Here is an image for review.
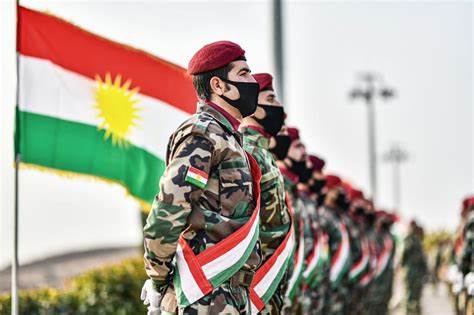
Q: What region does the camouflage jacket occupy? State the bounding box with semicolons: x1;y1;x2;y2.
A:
318;205;352;285
460;211;474;274
346;214;363;280
143;101;262;291
296;190;317;260
241;126;291;261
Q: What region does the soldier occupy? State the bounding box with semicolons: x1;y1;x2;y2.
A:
304;154;331;315
360;202;379;313
240;73;293;314
318;174;352;315
294;157;317;315
141;41;263;314
367;211;397;315
345;188;370;315
459;196;474;314
401;220;429;315
272;127;309;314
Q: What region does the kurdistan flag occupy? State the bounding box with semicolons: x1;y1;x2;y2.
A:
16;6;196;206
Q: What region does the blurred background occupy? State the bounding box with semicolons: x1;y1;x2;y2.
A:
0;0;472;313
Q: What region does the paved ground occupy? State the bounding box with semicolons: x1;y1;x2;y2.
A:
390;277;454;315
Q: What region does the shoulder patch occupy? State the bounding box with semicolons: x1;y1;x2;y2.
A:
185;166;208;189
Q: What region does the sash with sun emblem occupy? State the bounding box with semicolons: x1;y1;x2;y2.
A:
16;6;196;206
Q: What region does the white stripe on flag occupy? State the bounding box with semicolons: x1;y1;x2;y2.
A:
19;55;190;158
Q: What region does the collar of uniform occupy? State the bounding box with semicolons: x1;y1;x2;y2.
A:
240;125;270;149
204;101;241;132
279;166;299;184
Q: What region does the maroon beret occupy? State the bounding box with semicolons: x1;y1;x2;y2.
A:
286;127;300;142
325;174;342;189
308;154;325;172
253;73;274;92
188;41;245;75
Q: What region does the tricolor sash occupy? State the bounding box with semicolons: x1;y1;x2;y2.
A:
173;152;262;308
349;236;370;283
329;221;351;286
284;219;305;301
359;238;377;287
303;231;329;287
249;195;296;314
374;234;394;279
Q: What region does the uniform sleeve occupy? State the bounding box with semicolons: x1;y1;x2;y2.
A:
143;134;214;291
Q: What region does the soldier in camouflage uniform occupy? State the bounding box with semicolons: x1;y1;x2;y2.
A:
304;154;331;315
142;41;262;314
367;211;396;315
401;220;428;315
460;197;474;276
240;72;291;314
271;127;309;314
459;196;474;314
318;174;353;315
344;188;368;315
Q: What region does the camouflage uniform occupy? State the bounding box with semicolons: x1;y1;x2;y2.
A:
299;190;330;315
318;205;352;315
143;101;262;314
279;168;303;315
367;229;396;315
401;231;428;315
459;211;474;276
241;126;291;314
345;214;365;315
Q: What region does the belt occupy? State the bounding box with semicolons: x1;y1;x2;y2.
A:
229;269;254;288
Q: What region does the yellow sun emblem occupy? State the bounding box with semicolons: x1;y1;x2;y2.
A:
94;73;141;146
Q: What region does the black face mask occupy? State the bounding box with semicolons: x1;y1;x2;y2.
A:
366;213;376;227
335;193;349;211
354;207;365;216
310;178;326;194
270;135;291;160
317;193;326;207
289;159;311;183
254;104;285;136
219;78;259;117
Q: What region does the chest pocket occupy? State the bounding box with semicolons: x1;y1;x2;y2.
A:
218;158;254;218
260;169;290;227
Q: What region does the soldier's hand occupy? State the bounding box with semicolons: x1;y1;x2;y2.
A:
465;272;474;296
141;279;162;315
447;264;459;283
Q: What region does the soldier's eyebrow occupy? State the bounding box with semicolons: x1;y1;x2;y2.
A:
237;67;251;74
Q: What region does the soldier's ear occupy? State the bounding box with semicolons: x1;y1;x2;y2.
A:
210;76;225;96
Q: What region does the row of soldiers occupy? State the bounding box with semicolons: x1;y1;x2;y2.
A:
448;195;474;314
140;40;397;314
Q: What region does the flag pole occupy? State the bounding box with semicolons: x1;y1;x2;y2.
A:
12;1;20;314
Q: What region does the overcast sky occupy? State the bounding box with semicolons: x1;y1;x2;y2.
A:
1;0;472;267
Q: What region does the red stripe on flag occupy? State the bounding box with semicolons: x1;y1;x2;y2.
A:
178;237;213;295
18;6;197;115
188;166;208;179
249;288;266;312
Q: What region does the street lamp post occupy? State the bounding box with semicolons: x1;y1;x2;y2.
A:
383;144;409;212
350;73;395;205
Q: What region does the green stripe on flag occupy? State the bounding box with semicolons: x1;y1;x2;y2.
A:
185;175;206;189
16;111;166;204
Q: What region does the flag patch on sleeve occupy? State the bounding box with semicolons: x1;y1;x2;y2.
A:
185;166;208;189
